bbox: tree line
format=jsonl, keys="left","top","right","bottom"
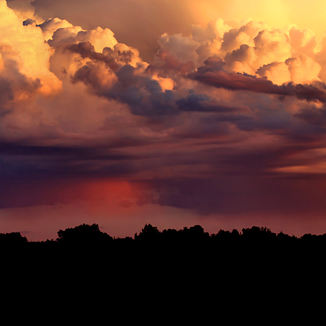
{"left": 1, "top": 223, "right": 325, "bottom": 325}
{"left": 0, "top": 223, "right": 325, "bottom": 247}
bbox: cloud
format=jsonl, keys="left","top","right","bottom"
{"left": 24, "top": 0, "right": 326, "bottom": 61}
{"left": 151, "top": 20, "right": 326, "bottom": 87}
{"left": 0, "top": 1, "right": 61, "bottom": 108}
{"left": 190, "top": 62, "right": 326, "bottom": 103}
{"left": 25, "top": 0, "right": 246, "bottom": 61}
{"left": 4, "top": 0, "right": 326, "bottom": 237}
{"left": 67, "top": 41, "right": 142, "bottom": 72}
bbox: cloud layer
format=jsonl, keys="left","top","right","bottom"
{"left": 2, "top": 0, "right": 326, "bottom": 238}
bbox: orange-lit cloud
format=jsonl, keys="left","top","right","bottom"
{"left": 0, "top": 1, "right": 61, "bottom": 96}
{"left": 22, "top": 0, "right": 326, "bottom": 59}
{"left": 3, "top": 0, "right": 326, "bottom": 238}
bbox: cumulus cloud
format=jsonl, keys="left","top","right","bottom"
{"left": 4, "top": 0, "right": 326, "bottom": 236}
{"left": 0, "top": 1, "right": 61, "bottom": 98}
{"left": 23, "top": 0, "right": 235, "bottom": 60}
{"left": 152, "top": 20, "right": 326, "bottom": 87}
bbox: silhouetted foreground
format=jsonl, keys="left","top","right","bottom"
{"left": 1, "top": 224, "right": 326, "bottom": 325}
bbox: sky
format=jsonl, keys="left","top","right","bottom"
{"left": 2, "top": 0, "right": 326, "bottom": 240}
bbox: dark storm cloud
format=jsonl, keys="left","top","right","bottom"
{"left": 0, "top": 141, "right": 137, "bottom": 159}
{"left": 72, "top": 63, "right": 177, "bottom": 116}
{"left": 67, "top": 42, "right": 178, "bottom": 116}
{"left": 0, "top": 78, "right": 14, "bottom": 108}
{"left": 0, "top": 139, "right": 150, "bottom": 184}
{"left": 150, "top": 173, "right": 326, "bottom": 217}
{"left": 296, "top": 106, "right": 326, "bottom": 127}
{"left": 176, "top": 92, "right": 240, "bottom": 113}
{"left": 190, "top": 60, "right": 326, "bottom": 103}
{"left": 68, "top": 43, "right": 245, "bottom": 117}
{"left": 67, "top": 41, "right": 133, "bottom": 71}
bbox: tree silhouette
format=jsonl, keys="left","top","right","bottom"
{"left": 180, "top": 225, "right": 210, "bottom": 241}
{"left": 134, "top": 224, "right": 161, "bottom": 241}
{"left": 241, "top": 226, "right": 277, "bottom": 241}
{"left": 57, "top": 223, "right": 112, "bottom": 246}
{"left": 0, "top": 232, "right": 27, "bottom": 246}
{"left": 212, "top": 229, "right": 241, "bottom": 241}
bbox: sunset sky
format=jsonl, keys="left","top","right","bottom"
{"left": 2, "top": 0, "right": 326, "bottom": 240}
